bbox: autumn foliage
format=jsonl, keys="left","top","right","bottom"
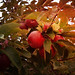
{"left": 0, "top": 0, "right": 75, "bottom": 75}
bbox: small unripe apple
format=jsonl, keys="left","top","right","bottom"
{"left": 28, "top": 31, "right": 44, "bottom": 48}
{"left": 0, "top": 54, "right": 10, "bottom": 71}
{"left": 43, "top": 24, "right": 50, "bottom": 31}
{"left": 39, "top": 47, "right": 44, "bottom": 59}
{"left": 50, "top": 45, "right": 56, "bottom": 58}
{"left": 25, "top": 19, "right": 38, "bottom": 28}
{"left": 19, "top": 23, "right": 28, "bottom": 30}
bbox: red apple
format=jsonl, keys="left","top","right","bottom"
{"left": 52, "top": 35, "right": 64, "bottom": 47}
{"left": 53, "top": 35, "right": 64, "bottom": 42}
{"left": 39, "top": 47, "right": 44, "bottom": 59}
{"left": 0, "top": 54, "right": 10, "bottom": 71}
{"left": 50, "top": 45, "right": 56, "bottom": 58}
{"left": 19, "top": 23, "right": 28, "bottom": 29}
{"left": 39, "top": 45, "right": 56, "bottom": 59}
{"left": 59, "top": 29, "right": 63, "bottom": 33}
{"left": 28, "top": 31, "right": 44, "bottom": 48}
{"left": 43, "top": 24, "right": 50, "bottom": 31}
{"left": 25, "top": 19, "right": 38, "bottom": 28}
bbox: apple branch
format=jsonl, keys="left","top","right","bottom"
{"left": 57, "top": 56, "right": 75, "bottom": 61}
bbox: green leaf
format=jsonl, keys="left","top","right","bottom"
{"left": 53, "top": 43, "right": 64, "bottom": 56}
{"left": 1, "top": 46, "right": 22, "bottom": 69}
{"left": 47, "top": 29, "right": 55, "bottom": 40}
{"left": 0, "top": 22, "right": 20, "bottom": 37}
{"left": 62, "top": 49, "right": 69, "bottom": 60}
{"left": 24, "top": 12, "right": 40, "bottom": 19}
{"left": 0, "top": 34, "right": 4, "bottom": 39}
{"left": 17, "top": 50, "right": 31, "bottom": 58}
{"left": 44, "top": 39, "right": 51, "bottom": 53}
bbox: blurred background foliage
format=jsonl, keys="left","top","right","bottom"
{"left": 0, "top": 0, "right": 75, "bottom": 24}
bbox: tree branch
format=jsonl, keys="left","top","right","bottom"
{"left": 57, "top": 56, "right": 75, "bottom": 61}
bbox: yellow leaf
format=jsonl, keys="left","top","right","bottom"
{"left": 36, "top": 25, "right": 42, "bottom": 32}
{"left": 51, "top": 23, "right": 60, "bottom": 32}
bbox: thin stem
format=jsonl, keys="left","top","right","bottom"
{"left": 50, "top": 8, "right": 60, "bottom": 26}
{"left": 42, "top": 0, "right": 49, "bottom": 6}
{"left": 57, "top": 56, "right": 75, "bottom": 61}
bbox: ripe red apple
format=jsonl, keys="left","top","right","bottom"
{"left": 25, "top": 19, "right": 38, "bottom": 28}
{"left": 52, "top": 35, "right": 64, "bottom": 47}
{"left": 39, "top": 45, "right": 56, "bottom": 59}
{"left": 43, "top": 24, "right": 50, "bottom": 31}
{"left": 0, "top": 54, "right": 10, "bottom": 71}
{"left": 28, "top": 31, "right": 44, "bottom": 48}
{"left": 50, "top": 45, "right": 56, "bottom": 58}
{"left": 39, "top": 47, "right": 44, "bottom": 59}
{"left": 53, "top": 35, "right": 64, "bottom": 42}
{"left": 19, "top": 23, "right": 28, "bottom": 30}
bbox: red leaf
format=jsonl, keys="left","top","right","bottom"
{"left": 58, "top": 0, "right": 70, "bottom": 8}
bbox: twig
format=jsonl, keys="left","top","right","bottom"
{"left": 42, "top": 0, "right": 49, "bottom": 7}
{"left": 50, "top": 8, "right": 60, "bottom": 26}
{"left": 57, "top": 56, "right": 75, "bottom": 61}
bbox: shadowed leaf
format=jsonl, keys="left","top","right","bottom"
{"left": 53, "top": 43, "right": 64, "bottom": 56}
{"left": 44, "top": 39, "right": 51, "bottom": 53}
{"left": 1, "top": 46, "right": 22, "bottom": 69}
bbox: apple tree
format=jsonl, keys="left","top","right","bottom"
{"left": 0, "top": 0, "right": 75, "bottom": 75}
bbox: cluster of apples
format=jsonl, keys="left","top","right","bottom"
{"left": 20, "top": 19, "right": 38, "bottom": 29}
{"left": 20, "top": 19, "right": 64, "bottom": 59}
{"left": 0, "top": 40, "right": 10, "bottom": 71}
